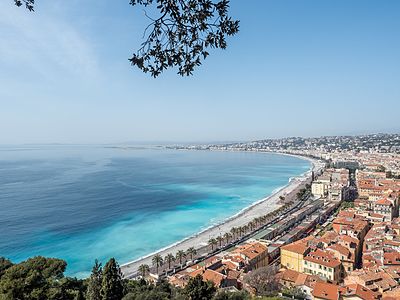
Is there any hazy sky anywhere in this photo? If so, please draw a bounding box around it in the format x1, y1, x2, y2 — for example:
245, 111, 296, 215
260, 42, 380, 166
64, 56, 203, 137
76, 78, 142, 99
1, 0, 399, 144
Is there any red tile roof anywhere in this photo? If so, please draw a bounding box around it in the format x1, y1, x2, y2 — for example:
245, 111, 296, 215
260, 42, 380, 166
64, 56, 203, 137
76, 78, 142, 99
281, 239, 310, 255
312, 282, 345, 300
376, 198, 393, 206
305, 249, 341, 268
344, 284, 377, 300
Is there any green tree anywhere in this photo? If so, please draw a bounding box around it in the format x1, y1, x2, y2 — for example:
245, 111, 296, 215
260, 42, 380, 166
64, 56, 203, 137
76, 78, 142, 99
14, 0, 34, 11
260, 215, 267, 224
87, 259, 103, 300
123, 278, 178, 300
212, 290, 251, 300
176, 250, 186, 266
377, 165, 386, 172
129, 0, 240, 77
216, 236, 224, 248
0, 257, 13, 278
101, 258, 124, 300
184, 274, 216, 300
248, 221, 255, 231
239, 225, 247, 237
152, 254, 163, 274
0, 256, 69, 299
243, 265, 280, 296
186, 247, 197, 261
50, 277, 86, 300
164, 253, 175, 270
208, 238, 218, 251
282, 287, 307, 299
223, 232, 232, 245
138, 264, 150, 278
230, 227, 238, 240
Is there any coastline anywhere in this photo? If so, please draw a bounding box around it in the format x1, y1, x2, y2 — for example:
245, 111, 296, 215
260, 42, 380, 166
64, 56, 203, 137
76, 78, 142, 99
121, 151, 324, 278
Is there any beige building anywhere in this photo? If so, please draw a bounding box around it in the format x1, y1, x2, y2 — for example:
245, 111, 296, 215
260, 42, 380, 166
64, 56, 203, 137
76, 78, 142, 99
303, 249, 342, 283
312, 181, 329, 198
280, 240, 311, 272
373, 198, 394, 221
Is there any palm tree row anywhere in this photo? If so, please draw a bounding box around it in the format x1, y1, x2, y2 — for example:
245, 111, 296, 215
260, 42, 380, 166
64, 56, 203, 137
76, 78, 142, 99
140, 199, 296, 276
206, 201, 296, 253
139, 245, 201, 276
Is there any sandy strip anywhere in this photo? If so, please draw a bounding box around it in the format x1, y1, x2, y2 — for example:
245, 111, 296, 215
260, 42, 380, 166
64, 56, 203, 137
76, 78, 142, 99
121, 154, 323, 278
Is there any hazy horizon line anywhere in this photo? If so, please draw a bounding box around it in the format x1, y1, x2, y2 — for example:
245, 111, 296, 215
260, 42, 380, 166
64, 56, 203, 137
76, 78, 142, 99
1, 131, 399, 147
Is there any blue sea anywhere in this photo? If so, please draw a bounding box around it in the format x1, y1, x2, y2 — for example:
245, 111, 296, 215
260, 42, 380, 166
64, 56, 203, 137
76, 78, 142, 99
0, 145, 310, 277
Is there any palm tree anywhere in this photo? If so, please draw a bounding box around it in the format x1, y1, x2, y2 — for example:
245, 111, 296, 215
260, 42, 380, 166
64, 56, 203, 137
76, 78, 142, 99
241, 225, 248, 235
208, 238, 217, 251
152, 254, 163, 274
239, 226, 246, 237
224, 232, 232, 244
164, 253, 175, 269
252, 220, 257, 230
236, 227, 242, 238
138, 264, 150, 278
259, 216, 266, 225
186, 247, 197, 260
248, 221, 255, 231
230, 227, 237, 240
176, 250, 186, 265
216, 236, 224, 248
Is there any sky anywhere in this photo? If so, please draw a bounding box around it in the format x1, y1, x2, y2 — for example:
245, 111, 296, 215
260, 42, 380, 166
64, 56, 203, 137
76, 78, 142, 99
1, 0, 399, 144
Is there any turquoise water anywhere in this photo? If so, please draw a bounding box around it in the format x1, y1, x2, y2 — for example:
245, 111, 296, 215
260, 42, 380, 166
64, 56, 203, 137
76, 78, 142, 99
0, 146, 310, 277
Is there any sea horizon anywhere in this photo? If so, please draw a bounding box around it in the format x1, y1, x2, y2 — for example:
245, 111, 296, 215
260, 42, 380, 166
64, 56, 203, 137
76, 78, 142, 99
0, 145, 310, 277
